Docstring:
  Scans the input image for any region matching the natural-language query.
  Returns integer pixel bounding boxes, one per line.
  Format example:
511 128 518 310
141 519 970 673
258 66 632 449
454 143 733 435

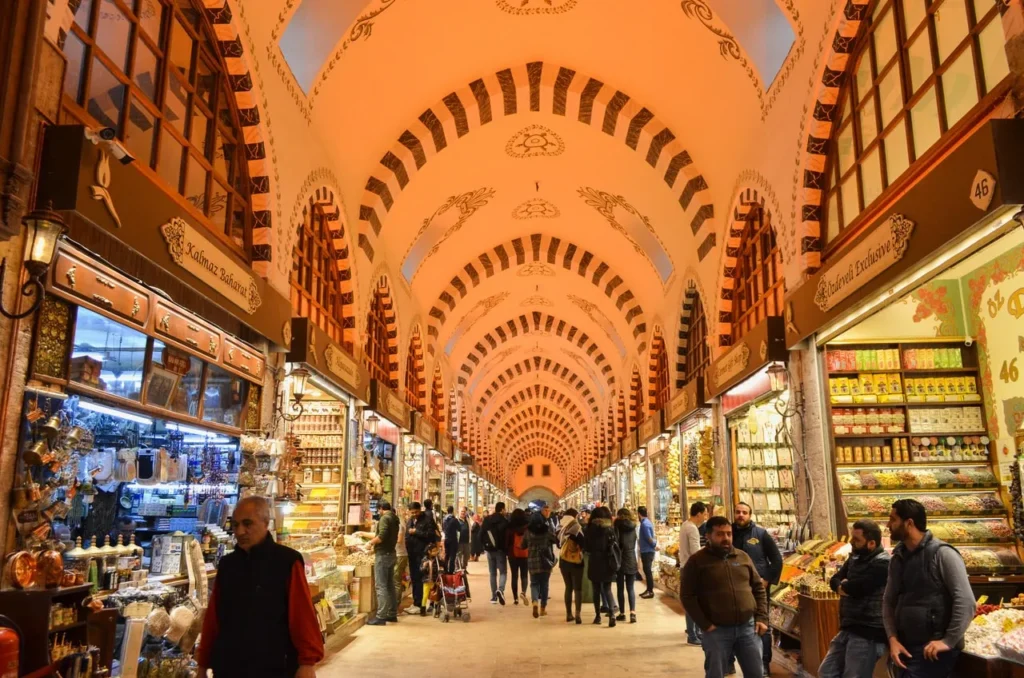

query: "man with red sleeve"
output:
197 496 323 678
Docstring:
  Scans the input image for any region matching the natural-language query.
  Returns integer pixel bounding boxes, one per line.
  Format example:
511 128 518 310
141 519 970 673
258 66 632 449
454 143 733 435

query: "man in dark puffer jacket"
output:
818 520 890 678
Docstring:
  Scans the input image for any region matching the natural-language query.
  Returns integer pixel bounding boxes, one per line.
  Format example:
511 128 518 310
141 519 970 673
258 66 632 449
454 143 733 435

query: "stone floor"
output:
318 559 771 677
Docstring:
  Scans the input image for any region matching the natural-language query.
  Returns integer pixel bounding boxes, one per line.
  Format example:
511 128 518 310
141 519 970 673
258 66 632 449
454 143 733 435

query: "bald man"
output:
197 497 323 678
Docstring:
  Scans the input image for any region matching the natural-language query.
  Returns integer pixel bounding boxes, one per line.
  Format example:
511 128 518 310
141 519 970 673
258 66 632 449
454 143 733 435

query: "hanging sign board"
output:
638 410 664 447
369 380 411 431
707 317 787 398
666 377 707 426
410 411 436 447
287 318 370 403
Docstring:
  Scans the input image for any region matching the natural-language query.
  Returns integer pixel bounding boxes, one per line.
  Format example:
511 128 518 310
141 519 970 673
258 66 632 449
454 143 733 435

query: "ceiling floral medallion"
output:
512 198 560 220
506 125 565 158
495 0 578 15
518 263 555 277
521 295 553 307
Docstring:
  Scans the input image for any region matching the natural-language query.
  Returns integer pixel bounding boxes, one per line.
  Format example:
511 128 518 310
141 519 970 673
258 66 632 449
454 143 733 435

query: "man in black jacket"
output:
480 502 509 604
732 502 783 677
818 520 890 678
404 502 438 616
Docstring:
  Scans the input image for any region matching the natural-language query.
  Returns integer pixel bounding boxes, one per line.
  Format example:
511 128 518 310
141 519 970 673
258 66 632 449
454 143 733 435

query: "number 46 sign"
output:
971 170 996 211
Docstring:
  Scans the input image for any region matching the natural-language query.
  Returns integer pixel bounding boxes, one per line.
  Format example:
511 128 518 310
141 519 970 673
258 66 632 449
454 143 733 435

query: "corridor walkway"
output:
318 559 757 678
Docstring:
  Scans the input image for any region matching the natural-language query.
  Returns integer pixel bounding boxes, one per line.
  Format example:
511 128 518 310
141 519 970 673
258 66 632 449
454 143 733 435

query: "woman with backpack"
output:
584 505 619 627
505 508 531 606
614 508 639 624
557 508 585 624
521 507 559 618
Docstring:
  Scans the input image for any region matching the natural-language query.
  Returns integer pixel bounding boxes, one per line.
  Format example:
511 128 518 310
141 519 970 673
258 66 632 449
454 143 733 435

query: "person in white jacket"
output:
678 501 709 645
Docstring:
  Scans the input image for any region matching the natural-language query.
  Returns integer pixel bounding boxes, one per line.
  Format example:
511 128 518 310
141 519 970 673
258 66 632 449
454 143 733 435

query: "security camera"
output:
964 337 973 348
98 127 117 141
84 126 137 165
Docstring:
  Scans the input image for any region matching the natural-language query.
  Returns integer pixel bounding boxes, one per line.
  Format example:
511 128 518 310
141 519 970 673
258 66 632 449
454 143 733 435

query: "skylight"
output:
710 0 795 88
278 0 374 93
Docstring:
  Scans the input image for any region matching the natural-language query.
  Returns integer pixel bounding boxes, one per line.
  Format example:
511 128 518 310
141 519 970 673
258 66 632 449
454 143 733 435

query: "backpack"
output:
483 519 501 551
513 531 529 559
560 535 582 564
608 532 622 572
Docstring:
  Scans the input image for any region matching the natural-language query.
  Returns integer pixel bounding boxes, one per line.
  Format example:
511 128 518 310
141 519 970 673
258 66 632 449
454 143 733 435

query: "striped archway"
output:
485 384 590 432
356 61 715 261
404 326 426 412
365 276 400 388
676 281 709 388
648 328 669 413
430 365 446 430
628 365 644 432
475 356 601 415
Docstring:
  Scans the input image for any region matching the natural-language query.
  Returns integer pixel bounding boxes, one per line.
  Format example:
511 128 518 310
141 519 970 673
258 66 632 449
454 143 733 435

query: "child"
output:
421 543 441 614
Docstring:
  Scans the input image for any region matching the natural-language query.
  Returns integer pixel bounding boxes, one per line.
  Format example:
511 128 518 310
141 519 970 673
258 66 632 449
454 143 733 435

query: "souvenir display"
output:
729 398 797 533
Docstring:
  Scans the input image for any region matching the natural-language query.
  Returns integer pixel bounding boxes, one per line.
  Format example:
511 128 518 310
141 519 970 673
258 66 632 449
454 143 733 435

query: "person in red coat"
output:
197 497 324 678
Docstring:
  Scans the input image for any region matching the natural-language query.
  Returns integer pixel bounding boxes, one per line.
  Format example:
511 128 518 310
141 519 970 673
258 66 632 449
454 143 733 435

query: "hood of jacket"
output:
591 518 612 529
614 518 636 532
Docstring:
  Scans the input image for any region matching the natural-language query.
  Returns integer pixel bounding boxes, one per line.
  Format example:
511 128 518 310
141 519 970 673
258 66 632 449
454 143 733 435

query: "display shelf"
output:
773 600 799 614
836 462 990 469
771 624 801 640
48 621 87 634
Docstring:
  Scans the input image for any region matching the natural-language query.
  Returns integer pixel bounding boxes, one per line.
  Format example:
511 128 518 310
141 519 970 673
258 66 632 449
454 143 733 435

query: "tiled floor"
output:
318 559 767 677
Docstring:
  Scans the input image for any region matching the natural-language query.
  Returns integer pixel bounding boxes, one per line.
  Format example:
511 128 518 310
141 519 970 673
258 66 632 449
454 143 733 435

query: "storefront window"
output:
149 340 203 417
683 292 710 385
822 0 1009 245
291 202 351 350
731 207 783 343
71 307 147 401
62 0 253 255
201 363 249 428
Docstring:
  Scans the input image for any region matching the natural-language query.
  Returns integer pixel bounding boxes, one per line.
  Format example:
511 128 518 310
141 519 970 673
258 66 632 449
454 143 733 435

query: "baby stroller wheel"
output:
443 612 450 622
462 612 471 623
455 608 461 617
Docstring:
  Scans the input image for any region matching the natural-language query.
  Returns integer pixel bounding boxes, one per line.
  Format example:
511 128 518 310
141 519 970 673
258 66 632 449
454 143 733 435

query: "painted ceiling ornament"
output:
517 262 555 277
512 198 560 220
577 186 674 284
521 295 553 307
566 293 626 357
495 0 578 15
444 291 511 356
506 125 565 158
403 187 496 280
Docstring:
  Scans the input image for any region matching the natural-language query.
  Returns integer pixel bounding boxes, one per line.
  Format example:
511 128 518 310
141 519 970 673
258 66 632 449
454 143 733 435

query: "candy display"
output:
729 398 796 530
908 406 985 433
965 608 1024 657
843 492 1003 517
864 518 1012 545
838 467 997 491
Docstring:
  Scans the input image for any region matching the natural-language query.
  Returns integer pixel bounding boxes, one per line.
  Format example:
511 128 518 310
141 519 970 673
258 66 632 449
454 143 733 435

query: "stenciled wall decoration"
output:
512 198 560 220
506 124 566 158
495 0 578 15
577 187 674 284
401 187 497 281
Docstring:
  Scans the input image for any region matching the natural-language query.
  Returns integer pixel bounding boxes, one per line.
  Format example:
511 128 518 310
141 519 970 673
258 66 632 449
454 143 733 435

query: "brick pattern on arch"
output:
367 276 400 387
430 366 446 430
493 403 586 444
716 188 769 355
297 187 356 348
496 418 581 456
405 327 426 410
485 384 589 433
357 61 714 262
505 446 571 480
475 356 600 416
428 233 647 356
676 282 702 388
628 366 644 432
647 328 668 413
458 313 615 386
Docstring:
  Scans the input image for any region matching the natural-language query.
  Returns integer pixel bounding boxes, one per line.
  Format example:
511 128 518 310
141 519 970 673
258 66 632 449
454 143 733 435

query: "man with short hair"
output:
638 506 658 599
883 499 973 678
442 505 459 573
679 501 709 645
366 501 400 626
197 497 323 678
698 503 716 548
733 502 782 676
457 506 472 568
480 501 509 604
817 519 890 678
681 516 768 678
404 501 437 616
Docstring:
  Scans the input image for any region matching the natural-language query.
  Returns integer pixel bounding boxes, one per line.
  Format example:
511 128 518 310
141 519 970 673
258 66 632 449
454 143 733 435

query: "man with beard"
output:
883 499 973 677
817 520 890 677
732 502 782 676
404 502 438 616
680 515 768 678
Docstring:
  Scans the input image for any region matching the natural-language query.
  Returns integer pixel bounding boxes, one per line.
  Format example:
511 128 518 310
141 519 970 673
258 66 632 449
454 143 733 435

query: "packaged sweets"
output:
904 349 917 370
874 374 889 396
859 375 875 397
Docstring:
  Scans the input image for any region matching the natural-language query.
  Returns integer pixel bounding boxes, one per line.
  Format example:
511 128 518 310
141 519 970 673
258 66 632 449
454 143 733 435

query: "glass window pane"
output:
872 7 898 67
911 85 942 155
164 72 188 133
861 147 883 207
840 90 852 125
196 59 216 107
86 57 125 130
71 307 147 401
974 0 997 19
231 200 246 247
979 18 1010 92
190 110 210 156
908 30 934 94
841 177 861 226
202 364 249 428
124 99 156 167
169 18 194 78
133 42 160 102
934 0 970 64
184 152 208 212
95 0 131 72
64 31 87 103
157 130 183 190
884 120 911 184
74 0 94 31
903 0 928 35
827 192 841 241
150 340 203 416
942 47 978 127
877 64 903 127
213 127 235 181
135 0 164 43
837 123 856 175
210 181 229 224
855 53 873 98
859 95 878 146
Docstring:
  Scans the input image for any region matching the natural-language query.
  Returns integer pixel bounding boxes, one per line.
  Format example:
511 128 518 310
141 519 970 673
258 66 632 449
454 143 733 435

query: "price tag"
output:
971 170 996 210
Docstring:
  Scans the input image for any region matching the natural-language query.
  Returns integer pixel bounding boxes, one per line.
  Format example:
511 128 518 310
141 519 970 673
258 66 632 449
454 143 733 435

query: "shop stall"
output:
637 414 662 514
444 448 460 512
360 381 410 525
405 412 436 510
429 433 453 510
781 120 1024 676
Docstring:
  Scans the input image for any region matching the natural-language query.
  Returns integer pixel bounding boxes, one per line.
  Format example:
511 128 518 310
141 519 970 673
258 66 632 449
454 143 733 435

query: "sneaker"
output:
640 591 655 599
686 639 701 646
366 617 386 626
384 616 398 622
629 612 636 624
615 613 626 621
520 592 528 605
490 596 498 605
496 590 506 606
403 606 420 615
540 607 547 617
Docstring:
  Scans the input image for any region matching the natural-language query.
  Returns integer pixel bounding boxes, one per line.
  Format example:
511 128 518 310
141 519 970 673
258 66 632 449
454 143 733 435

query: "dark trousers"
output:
409 550 425 608
444 541 459 573
509 556 529 600
592 580 613 616
616 571 636 613
560 562 583 617
894 645 961 678
640 551 656 593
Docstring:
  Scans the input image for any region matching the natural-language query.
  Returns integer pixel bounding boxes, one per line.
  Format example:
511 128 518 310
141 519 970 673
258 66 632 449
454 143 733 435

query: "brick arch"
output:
497 419 581 458
458 313 616 386
404 325 426 411
365 275 400 387
493 405 586 449
796 0 872 275
628 365 644 432
647 327 669 413
676 280 709 388
427 234 647 356
430 365 446 430
357 60 714 262
505 446 571 479
485 384 589 432
504 432 574 466
474 356 601 415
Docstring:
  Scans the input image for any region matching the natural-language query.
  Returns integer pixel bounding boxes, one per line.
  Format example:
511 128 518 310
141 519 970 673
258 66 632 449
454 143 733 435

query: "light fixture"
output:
767 362 788 392
0 205 67 319
272 367 310 425
366 412 380 435
78 400 153 426
289 367 310 404
167 422 222 437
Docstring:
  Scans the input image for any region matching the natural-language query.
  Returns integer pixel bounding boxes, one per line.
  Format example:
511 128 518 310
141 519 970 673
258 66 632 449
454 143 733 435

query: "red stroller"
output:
437 549 471 623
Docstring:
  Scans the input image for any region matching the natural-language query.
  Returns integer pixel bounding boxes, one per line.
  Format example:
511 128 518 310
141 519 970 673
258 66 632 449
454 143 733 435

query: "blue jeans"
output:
895 644 961 678
487 550 507 597
616 571 636 613
374 552 397 619
701 619 763 678
818 631 886 678
686 611 704 643
530 570 551 607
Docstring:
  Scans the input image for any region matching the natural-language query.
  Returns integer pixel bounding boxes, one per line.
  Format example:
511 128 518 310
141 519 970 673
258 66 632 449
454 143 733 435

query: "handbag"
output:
609 534 623 572
542 541 558 569
560 534 583 564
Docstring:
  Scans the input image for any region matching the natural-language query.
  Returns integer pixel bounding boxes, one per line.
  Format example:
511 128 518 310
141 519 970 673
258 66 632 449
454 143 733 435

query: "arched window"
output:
405 330 424 413
62 0 255 255
291 201 349 348
684 292 710 385
732 206 783 343
365 286 393 387
650 332 670 413
822 0 1009 246
616 392 625 441
629 366 644 432
430 367 445 430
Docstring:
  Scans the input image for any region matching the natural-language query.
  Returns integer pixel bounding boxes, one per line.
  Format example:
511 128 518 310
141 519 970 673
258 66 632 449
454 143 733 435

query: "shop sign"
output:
638 411 664 447
411 411 436 446
436 432 453 458
324 344 363 394
370 380 410 431
814 214 915 312
666 377 707 426
287 318 369 402
713 342 751 390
